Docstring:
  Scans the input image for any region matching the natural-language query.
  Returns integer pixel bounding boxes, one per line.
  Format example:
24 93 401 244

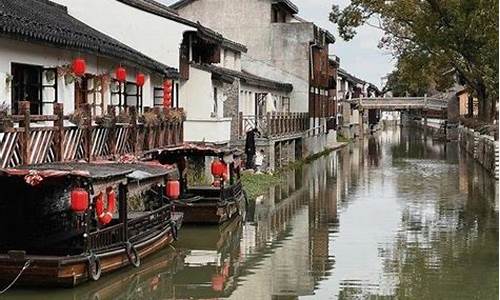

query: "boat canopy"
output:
0 162 175 185
146 143 242 158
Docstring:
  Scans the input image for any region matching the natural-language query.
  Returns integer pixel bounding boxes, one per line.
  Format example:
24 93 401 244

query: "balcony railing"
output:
238 112 309 139
0 101 184 168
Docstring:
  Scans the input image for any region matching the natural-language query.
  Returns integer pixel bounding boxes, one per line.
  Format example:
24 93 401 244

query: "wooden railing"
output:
87 223 125 251
0 102 184 168
127 205 172 242
238 112 309 139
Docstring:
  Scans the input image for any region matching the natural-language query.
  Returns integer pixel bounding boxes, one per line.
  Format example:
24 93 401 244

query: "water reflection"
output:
3 127 498 299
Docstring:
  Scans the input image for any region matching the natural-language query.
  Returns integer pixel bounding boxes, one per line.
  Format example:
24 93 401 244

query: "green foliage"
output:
241 172 282 200
330 0 498 121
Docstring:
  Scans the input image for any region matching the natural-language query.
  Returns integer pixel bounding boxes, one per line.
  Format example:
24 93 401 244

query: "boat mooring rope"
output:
0 259 31 294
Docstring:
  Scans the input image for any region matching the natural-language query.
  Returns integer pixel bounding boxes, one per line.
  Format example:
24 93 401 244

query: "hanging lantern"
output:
136 73 145 87
163 80 173 107
72 58 86 77
116 66 127 82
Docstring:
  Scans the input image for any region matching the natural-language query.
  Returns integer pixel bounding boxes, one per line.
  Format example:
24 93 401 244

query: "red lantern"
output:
211 159 227 178
72 58 86 77
136 73 145 87
116 66 127 82
212 275 224 292
163 80 173 107
70 188 89 213
165 180 180 199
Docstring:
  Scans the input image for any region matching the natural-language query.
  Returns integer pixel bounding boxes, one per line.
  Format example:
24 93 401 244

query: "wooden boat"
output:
0 162 183 287
145 144 247 224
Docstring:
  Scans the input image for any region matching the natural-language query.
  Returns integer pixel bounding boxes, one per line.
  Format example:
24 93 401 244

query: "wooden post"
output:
238 112 243 139
119 183 128 242
153 107 162 148
108 105 117 157
19 101 31 165
82 104 92 162
129 106 138 155
53 103 64 162
266 112 271 138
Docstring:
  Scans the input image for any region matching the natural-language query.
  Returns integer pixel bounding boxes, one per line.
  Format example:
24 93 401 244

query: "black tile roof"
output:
0 0 178 77
272 0 299 14
193 63 293 93
196 23 247 53
118 0 247 53
117 0 196 27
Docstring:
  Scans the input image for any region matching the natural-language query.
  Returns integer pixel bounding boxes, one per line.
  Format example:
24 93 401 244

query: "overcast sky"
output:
159 0 394 88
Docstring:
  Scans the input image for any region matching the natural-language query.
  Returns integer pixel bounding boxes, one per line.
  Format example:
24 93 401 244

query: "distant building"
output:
170 0 337 136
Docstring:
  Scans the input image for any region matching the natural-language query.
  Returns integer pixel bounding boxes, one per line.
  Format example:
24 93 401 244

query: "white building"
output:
54 0 291 144
0 0 175 116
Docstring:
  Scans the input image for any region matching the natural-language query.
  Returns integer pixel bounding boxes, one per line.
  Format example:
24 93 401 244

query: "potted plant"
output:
139 111 160 127
0 102 13 131
116 110 131 124
95 114 115 128
68 108 87 127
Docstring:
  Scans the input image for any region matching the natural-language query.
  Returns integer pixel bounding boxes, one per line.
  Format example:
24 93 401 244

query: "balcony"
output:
0 102 184 168
237 112 309 139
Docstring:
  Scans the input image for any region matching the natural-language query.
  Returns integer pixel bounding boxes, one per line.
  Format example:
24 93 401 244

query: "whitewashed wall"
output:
179 65 231 142
0 39 159 115
53 0 193 69
239 82 290 115
242 54 308 113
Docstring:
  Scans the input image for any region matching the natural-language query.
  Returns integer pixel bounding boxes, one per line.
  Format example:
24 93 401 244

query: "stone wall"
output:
222 79 240 140
459 126 499 179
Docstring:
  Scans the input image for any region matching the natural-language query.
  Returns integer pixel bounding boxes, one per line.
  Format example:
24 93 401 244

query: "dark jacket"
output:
245 129 257 154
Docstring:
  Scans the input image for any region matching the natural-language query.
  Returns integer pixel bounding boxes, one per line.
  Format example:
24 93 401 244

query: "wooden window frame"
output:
11 63 57 115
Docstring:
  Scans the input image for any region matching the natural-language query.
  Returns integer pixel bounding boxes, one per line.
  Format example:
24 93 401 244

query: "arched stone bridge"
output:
346 97 448 111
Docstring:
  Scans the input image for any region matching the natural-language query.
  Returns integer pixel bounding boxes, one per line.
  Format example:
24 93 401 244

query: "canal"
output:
3 127 498 299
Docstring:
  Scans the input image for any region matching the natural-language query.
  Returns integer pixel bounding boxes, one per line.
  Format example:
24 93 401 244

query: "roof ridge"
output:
0 0 177 77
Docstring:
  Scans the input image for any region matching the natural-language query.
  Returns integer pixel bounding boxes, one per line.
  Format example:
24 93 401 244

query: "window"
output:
282 97 290 112
75 75 103 116
213 87 218 115
110 80 143 112
125 82 143 112
272 7 278 23
11 63 57 115
153 87 164 107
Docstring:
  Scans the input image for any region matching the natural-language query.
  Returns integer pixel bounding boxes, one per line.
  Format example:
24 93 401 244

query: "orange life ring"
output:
95 188 116 225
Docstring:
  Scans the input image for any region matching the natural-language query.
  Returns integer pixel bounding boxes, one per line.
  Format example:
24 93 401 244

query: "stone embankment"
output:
458 126 499 179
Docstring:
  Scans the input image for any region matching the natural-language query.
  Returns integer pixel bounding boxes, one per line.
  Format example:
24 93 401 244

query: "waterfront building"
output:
0 0 177 116
170 0 337 168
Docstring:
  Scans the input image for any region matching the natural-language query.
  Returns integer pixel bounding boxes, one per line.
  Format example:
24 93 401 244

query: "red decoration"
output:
165 180 180 199
211 159 227 178
163 80 173 107
116 67 127 82
136 73 145 86
70 188 89 213
211 275 224 292
72 58 86 77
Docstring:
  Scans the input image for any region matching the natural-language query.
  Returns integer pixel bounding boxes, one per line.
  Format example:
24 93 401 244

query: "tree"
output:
330 0 498 122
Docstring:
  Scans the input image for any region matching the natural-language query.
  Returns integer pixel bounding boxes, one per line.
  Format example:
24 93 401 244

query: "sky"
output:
159 0 394 88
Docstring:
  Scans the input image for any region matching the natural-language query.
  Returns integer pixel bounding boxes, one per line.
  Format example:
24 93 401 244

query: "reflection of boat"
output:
24 218 242 299
0 162 182 287
172 217 243 298
147 144 247 224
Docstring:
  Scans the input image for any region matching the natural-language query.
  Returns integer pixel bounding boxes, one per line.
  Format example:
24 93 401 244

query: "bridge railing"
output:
346 96 448 110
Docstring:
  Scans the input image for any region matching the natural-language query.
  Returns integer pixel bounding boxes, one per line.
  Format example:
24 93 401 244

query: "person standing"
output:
245 128 259 170
254 149 265 173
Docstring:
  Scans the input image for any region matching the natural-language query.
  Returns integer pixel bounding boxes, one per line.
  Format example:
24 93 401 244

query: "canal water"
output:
3 127 498 299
